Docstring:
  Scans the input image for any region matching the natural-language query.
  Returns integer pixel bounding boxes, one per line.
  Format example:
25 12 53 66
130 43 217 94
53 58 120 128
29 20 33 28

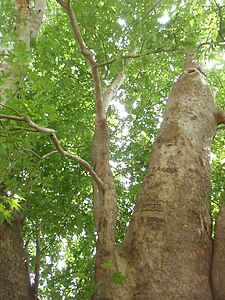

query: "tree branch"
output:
30 0 46 39
18 146 58 160
50 133 106 189
0 114 55 133
0 113 106 190
103 71 126 114
96 47 186 70
148 0 162 13
56 0 105 119
32 223 41 299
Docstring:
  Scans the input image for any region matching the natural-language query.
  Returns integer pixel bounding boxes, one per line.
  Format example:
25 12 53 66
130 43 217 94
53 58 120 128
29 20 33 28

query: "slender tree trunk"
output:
0 1 45 299
211 206 225 300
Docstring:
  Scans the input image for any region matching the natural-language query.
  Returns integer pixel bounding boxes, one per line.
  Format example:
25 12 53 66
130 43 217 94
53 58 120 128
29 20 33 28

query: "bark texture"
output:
115 67 219 299
211 205 225 300
0 215 31 300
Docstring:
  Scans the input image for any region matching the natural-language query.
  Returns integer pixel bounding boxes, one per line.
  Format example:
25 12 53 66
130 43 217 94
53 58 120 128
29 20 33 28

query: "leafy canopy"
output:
0 0 225 298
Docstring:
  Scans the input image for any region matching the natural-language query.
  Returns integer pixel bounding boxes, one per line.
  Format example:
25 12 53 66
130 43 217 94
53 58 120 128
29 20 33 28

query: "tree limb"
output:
103 71 126 114
56 1 105 119
0 114 55 133
0 113 106 190
50 133 106 190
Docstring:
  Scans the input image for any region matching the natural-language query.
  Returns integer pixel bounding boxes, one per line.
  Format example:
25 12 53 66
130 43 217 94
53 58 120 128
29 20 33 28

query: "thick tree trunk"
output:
123 67 218 299
103 66 222 300
0 215 31 300
211 206 225 300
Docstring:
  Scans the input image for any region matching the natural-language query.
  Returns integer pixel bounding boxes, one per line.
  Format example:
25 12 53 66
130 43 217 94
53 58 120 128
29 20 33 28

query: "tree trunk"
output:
96 66 223 299
211 206 225 300
0 1 45 299
123 66 218 299
0 214 31 300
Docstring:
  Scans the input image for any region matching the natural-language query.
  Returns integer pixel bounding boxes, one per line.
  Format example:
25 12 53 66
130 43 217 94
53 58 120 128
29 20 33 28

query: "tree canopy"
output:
0 0 225 298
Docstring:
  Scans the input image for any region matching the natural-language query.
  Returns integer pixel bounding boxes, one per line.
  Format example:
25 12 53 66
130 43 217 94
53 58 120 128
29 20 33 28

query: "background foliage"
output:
0 0 225 298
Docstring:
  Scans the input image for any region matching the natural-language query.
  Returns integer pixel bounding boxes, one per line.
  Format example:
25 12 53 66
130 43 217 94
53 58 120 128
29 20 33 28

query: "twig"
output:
18 146 58 160
122 47 186 59
97 47 186 69
96 58 117 68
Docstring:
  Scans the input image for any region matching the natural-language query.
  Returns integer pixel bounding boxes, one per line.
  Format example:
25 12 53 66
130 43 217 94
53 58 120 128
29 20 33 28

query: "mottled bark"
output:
124 68 217 299
211 206 225 300
116 67 219 299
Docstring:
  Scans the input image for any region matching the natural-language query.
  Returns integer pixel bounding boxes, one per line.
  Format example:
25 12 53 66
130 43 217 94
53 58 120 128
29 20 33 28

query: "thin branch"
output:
41 150 59 160
18 146 58 160
148 0 162 13
0 104 22 116
122 47 187 59
50 133 106 190
0 113 106 189
32 223 41 299
96 58 117 68
57 0 95 65
56 0 67 9
5 127 38 132
97 47 186 70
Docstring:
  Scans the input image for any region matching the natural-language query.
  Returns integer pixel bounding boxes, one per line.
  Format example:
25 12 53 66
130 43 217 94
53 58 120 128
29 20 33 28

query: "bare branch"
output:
41 150 58 160
57 0 95 64
50 133 107 190
56 0 67 8
56 1 105 119
96 47 186 70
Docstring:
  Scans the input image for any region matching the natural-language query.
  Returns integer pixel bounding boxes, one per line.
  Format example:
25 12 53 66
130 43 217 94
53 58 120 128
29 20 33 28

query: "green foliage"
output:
0 195 23 224
1 0 225 298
